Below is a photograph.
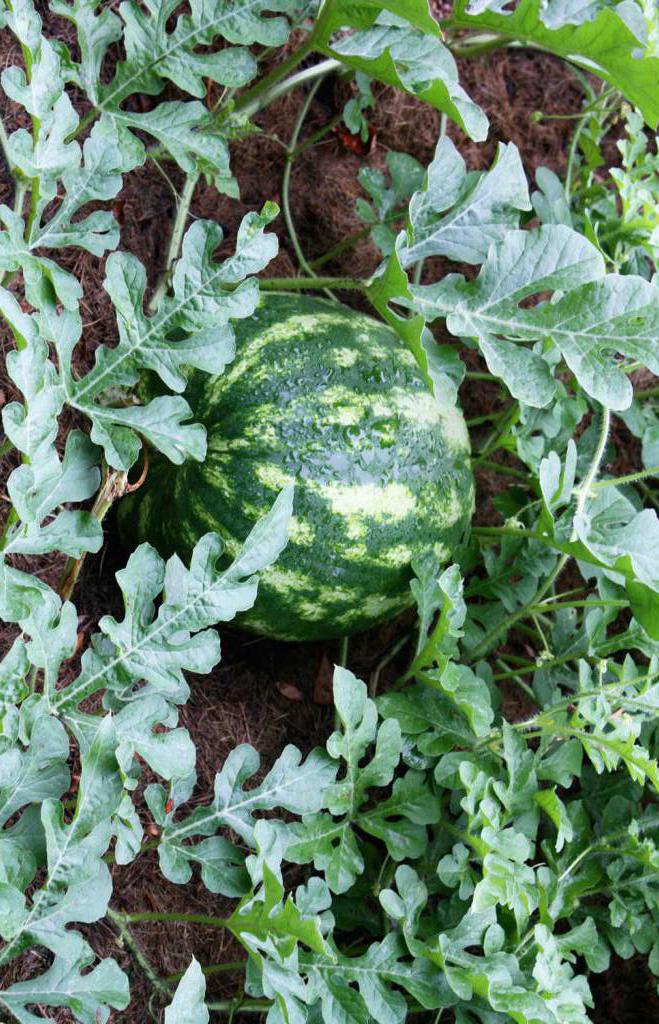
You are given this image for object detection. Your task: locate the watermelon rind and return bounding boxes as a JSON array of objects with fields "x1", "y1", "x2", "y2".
[{"x1": 118, "y1": 294, "x2": 474, "y2": 641}]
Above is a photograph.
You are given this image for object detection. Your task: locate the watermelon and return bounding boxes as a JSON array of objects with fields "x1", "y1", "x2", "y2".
[{"x1": 118, "y1": 294, "x2": 474, "y2": 641}]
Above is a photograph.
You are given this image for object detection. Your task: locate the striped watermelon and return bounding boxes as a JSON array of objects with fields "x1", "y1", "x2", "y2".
[{"x1": 118, "y1": 294, "x2": 473, "y2": 641}]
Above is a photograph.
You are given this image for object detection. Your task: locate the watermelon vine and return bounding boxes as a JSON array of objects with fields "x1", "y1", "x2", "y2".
[{"x1": 0, "y1": 1, "x2": 659, "y2": 1023}]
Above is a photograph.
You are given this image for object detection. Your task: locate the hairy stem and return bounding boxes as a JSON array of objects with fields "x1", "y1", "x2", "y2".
[
  {"x1": 310, "y1": 206, "x2": 411, "y2": 269},
  {"x1": 594, "y1": 465, "x2": 659, "y2": 489},
  {"x1": 206, "y1": 998, "x2": 274, "y2": 1014},
  {"x1": 148, "y1": 170, "x2": 200, "y2": 314},
  {"x1": 282, "y1": 72, "x2": 334, "y2": 293},
  {"x1": 57, "y1": 467, "x2": 128, "y2": 603},
  {"x1": 258, "y1": 275, "x2": 367, "y2": 292},
  {"x1": 108, "y1": 909, "x2": 172, "y2": 1003},
  {"x1": 240, "y1": 58, "x2": 341, "y2": 122},
  {"x1": 165, "y1": 961, "x2": 245, "y2": 983},
  {"x1": 472, "y1": 403, "x2": 520, "y2": 462},
  {"x1": 225, "y1": 0, "x2": 340, "y2": 124},
  {"x1": 449, "y1": 31, "x2": 510, "y2": 58},
  {"x1": 475, "y1": 458, "x2": 534, "y2": 482},
  {"x1": 120, "y1": 910, "x2": 230, "y2": 928},
  {"x1": 290, "y1": 111, "x2": 343, "y2": 159},
  {"x1": 0, "y1": 116, "x2": 14, "y2": 174}
]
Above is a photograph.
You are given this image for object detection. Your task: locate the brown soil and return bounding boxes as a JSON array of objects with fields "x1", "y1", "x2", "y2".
[{"x1": 1, "y1": 14, "x2": 657, "y2": 1024}]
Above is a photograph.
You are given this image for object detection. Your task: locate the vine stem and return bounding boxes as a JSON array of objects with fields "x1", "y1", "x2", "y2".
[
  {"x1": 108, "y1": 909, "x2": 172, "y2": 1004},
  {"x1": 491, "y1": 649, "x2": 589, "y2": 681},
  {"x1": 258, "y1": 275, "x2": 366, "y2": 292},
  {"x1": 369, "y1": 632, "x2": 411, "y2": 697},
  {"x1": 225, "y1": 0, "x2": 339, "y2": 118},
  {"x1": 448, "y1": 31, "x2": 509, "y2": 58},
  {"x1": 469, "y1": 406, "x2": 611, "y2": 663},
  {"x1": 309, "y1": 207, "x2": 409, "y2": 269},
  {"x1": 0, "y1": 116, "x2": 14, "y2": 173},
  {"x1": 282, "y1": 72, "x2": 334, "y2": 296},
  {"x1": 57, "y1": 467, "x2": 128, "y2": 603},
  {"x1": 594, "y1": 464, "x2": 659, "y2": 489},
  {"x1": 148, "y1": 170, "x2": 200, "y2": 314},
  {"x1": 563, "y1": 83, "x2": 615, "y2": 199},
  {"x1": 165, "y1": 961, "x2": 245, "y2": 983},
  {"x1": 120, "y1": 910, "x2": 230, "y2": 928},
  {"x1": 206, "y1": 998, "x2": 274, "y2": 1015},
  {"x1": 239, "y1": 58, "x2": 341, "y2": 122},
  {"x1": 472, "y1": 403, "x2": 520, "y2": 463}
]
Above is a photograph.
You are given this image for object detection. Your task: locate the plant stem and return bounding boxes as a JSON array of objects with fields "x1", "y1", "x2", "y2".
[
  {"x1": 226, "y1": 0, "x2": 340, "y2": 124},
  {"x1": 636, "y1": 385, "x2": 659, "y2": 401},
  {"x1": 369, "y1": 632, "x2": 411, "y2": 697},
  {"x1": 290, "y1": 112, "x2": 343, "y2": 159},
  {"x1": 594, "y1": 465, "x2": 659, "y2": 489},
  {"x1": 310, "y1": 223, "x2": 374, "y2": 268},
  {"x1": 228, "y1": 42, "x2": 317, "y2": 121},
  {"x1": 206, "y1": 998, "x2": 273, "y2": 1014},
  {"x1": 475, "y1": 458, "x2": 533, "y2": 482},
  {"x1": 148, "y1": 170, "x2": 200, "y2": 314},
  {"x1": 165, "y1": 961, "x2": 245, "y2": 983},
  {"x1": 0, "y1": 116, "x2": 14, "y2": 174},
  {"x1": 282, "y1": 74, "x2": 331, "y2": 289},
  {"x1": 57, "y1": 467, "x2": 128, "y2": 603},
  {"x1": 466, "y1": 413, "x2": 504, "y2": 427},
  {"x1": 531, "y1": 597, "x2": 627, "y2": 614},
  {"x1": 563, "y1": 83, "x2": 614, "y2": 199},
  {"x1": 449, "y1": 31, "x2": 510, "y2": 58},
  {"x1": 108, "y1": 909, "x2": 172, "y2": 1003},
  {"x1": 206, "y1": 994, "x2": 436, "y2": 1016},
  {"x1": 239, "y1": 58, "x2": 341, "y2": 121},
  {"x1": 495, "y1": 659, "x2": 536, "y2": 700},
  {"x1": 465, "y1": 371, "x2": 499, "y2": 381},
  {"x1": 258, "y1": 275, "x2": 366, "y2": 292},
  {"x1": 309, "y1": 207, "x2": 409, "y2": 269},
  {"x1": 472, "y1": 403, "x2": 520, "y2": 462},
  {"x1": 120, "y1": 910, "x2": 230, "y2": 928},
  {"x1": 491, "y1": 649, "x2": 588, "y2": 681}
]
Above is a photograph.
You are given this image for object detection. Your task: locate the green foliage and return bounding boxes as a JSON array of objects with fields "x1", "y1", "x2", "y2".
[
  {"x1": 1, "y1": 0, "x2": 659, "y2": 1022},
  {"x1": 451, "y1": 0, "x2": 659, "y2": 127},
  {"x1": 165, "y1": 960, "x2": 209, "y2": 1024},
  {"x1": 548, "y1": 103, "x2": 659, "y2": 276}
]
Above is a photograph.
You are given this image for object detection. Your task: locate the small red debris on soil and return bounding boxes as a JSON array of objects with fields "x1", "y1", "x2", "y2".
[
  {"x1": 333, "y1": 123, "x2": 377, "y2": 156},
  {"x1": 276, "y1": 682, "x2": 304, "y2": 702},
  {"x1": 313, "y1": 654, "x2": 335, "y2": 705}
]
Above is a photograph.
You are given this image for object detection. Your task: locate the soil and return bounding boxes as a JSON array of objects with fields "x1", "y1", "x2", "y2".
[{"x1": 1, "y1": 10, "x2": 658, "y2": 1024}]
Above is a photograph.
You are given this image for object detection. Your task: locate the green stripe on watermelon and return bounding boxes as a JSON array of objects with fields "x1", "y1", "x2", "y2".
[{"x1": 119, "y1": 294, "x2": 473, "y2": 641}]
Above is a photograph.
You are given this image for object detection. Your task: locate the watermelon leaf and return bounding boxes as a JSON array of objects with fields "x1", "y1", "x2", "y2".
[
  {"x1": 367, "y1": 138, "x2": 532, "y2": 398},
  {"x1": 53, "y1": 485, "x2": 294, "y2": 714},
  {"x1": 315, "y1": 4, "x2": 488, "y2": 140},
  {"x1": 164, "y1": 959, "x2": 209, "y2": 1024},
  {"x1": 51, "y1": 0, "x2": 307, "y2": 184},
  {"x1": 400, "y1": 137, "x2": 531, "y2": 267},
  {"x1": 286, "y1": 668, "x2": 439, "y2": 893},
  {"x1": 356, "y1": 150, "x2": 426, "y2": 258},
  {"x1": 451, "y1": 0, "x2": 659, "y2": 127},
  {"x1": 408, "y1": 224, "x2": 659, "y2": 409},
  {"x1": 0, "y1": 955, "x2": 130, "y2": 1024},
  {"x1": 151, "y1": 742, "x2": 335, "y2": 892}
]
